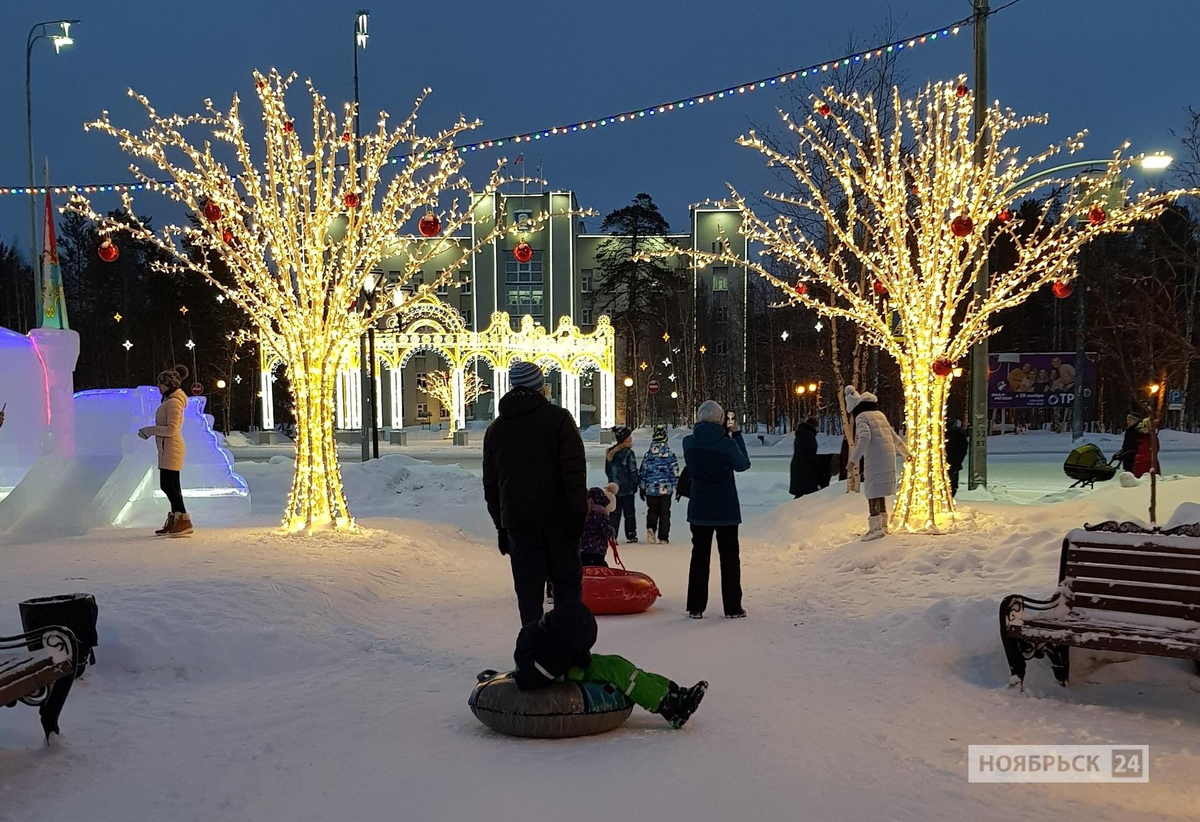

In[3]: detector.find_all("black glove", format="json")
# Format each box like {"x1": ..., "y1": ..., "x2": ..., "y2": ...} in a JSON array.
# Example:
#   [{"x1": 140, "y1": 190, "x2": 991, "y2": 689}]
[
  {"x1": 496, "y1": 528, "x2": 509, "y2": 556},
  {"x1": 639, "y1": 488, "x2": 646, "y2": 501}
]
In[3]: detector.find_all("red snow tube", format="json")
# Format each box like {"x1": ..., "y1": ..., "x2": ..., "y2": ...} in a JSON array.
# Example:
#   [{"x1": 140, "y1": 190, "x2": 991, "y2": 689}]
[{"x1": 583, "y1": 566, "x2": 661, "y2": 615}]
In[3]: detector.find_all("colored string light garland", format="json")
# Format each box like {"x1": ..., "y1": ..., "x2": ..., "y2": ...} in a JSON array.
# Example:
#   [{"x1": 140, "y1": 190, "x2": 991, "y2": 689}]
[{"x1": 1, "y1": 16, "x2": 973, "y2": 198}]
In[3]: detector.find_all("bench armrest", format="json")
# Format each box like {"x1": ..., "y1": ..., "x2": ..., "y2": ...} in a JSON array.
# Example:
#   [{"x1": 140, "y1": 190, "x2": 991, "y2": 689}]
[
  {"x1": 1000, "y1": 591, "x2": 1063, "y2": 631},
  {"x1": 0, "y1": 626, "x2": 78, "y2": 668}
]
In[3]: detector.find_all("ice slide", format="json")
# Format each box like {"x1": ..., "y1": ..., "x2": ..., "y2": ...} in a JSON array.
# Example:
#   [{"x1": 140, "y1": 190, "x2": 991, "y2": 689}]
[{"x1": 0, "y1": 387, "x2": 249, "y2": 539}]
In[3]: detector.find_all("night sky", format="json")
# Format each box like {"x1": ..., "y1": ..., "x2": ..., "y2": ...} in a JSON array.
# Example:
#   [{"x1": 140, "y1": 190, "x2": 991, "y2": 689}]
[{"x1": 2, "y1": 0, "x2": 1198, "y2": 254}]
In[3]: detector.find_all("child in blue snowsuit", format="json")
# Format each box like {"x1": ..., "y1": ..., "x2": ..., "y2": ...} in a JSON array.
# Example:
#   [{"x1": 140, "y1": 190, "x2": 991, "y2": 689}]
[
  {"x1": 639, "y1": 425, "x2": 679, "y2": 543},
  {"x1": 605, "y1": 426, "x2": 639, "y2": 543}
]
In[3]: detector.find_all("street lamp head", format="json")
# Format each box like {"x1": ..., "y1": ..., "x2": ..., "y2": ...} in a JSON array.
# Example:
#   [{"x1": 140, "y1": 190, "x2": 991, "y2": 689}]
[
  {"x1": 1149, "y1": 383, "x2": 1161, "y2": 394},
  {"x1": 623, "y1": 376, "x2": 634, "y2": 388},
  {"x1": 807, "y1": 382, "x2": 817, "y2": 392},
  {"x1": 1140, "y1": 152, "x2": 1173, "y2": 171},
  {"x1": 49, "y1": 20, "x2": 78, "y2": 52},
  {"x1": 356, "y1": 11, "x2": 369, "y2": 49},
  {"x1": 670, "y1": 390, "x2": 678, "y2": 399},
  {"x1": 796, "y1": 385, "x2": 805, "y2": 395}
]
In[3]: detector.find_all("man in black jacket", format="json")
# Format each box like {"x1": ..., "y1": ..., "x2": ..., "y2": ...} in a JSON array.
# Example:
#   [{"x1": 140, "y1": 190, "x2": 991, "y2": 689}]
[
  {"x1": 483, "y1": 361, "x2": 589, "y2": 625},
  {"x1": 789, "y1": 417, "x2": 821, "y2": 499},
  {"x1": 945, "y1": 420, "x2": 969, "y2": 497}
]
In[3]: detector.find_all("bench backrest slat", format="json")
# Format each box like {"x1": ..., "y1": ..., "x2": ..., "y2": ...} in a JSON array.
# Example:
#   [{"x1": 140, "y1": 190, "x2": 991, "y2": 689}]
[{"x1": 1065, "y1": 535, "x2": 1200, "y2": 621}]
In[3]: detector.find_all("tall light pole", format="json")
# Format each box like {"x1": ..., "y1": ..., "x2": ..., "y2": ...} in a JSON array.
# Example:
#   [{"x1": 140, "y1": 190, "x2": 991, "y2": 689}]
[
  {"x1": 354, "y1": 10, "x2": 379, "y2": 461},
  {"x1": 967, "y1": 0, "x2": 989, "y2": 490},
  {"x1": 25, "y1": 19, "x2": 78, "y2": 326}
]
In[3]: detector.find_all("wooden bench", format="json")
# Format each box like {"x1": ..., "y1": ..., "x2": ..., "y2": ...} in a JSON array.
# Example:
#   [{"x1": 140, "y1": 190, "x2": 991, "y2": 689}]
[
  {"x1": 1000, "y1": 521, "x2": 1200, "y2": 688},
  {"x1": 1, "y1": 626, "x2": 79, "y2": 740}
]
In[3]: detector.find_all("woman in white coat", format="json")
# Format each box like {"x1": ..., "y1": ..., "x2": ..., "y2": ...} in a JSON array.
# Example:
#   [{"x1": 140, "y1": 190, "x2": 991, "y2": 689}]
[
  {"x1": 138, "y1": 365, "x2": 193, "y2": 536},
  {"x1": 846, "y1": 386, "x2": 909, "y2": 540}
]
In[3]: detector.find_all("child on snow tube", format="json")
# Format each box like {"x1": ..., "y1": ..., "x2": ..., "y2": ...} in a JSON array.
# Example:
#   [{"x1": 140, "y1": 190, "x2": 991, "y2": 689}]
[
  {"x1": 580, "y1": 484, "x2": 618, "y2": 567},
  {"x1": 512, "y1": 600, "x2": 707, "y2": 729}
]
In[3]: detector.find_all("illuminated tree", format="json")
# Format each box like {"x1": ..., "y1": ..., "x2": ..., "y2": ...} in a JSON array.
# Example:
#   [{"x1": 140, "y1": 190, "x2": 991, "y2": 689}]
[
  {"x1": 67, "y1": 69, "x2": 532, "y2": 531},
  {"x1": 423, "y1": 369, "x2": 489, "y2": 433},
  {"x1": 669, "y1": 77, "x2": 1193, "y2": 531}
]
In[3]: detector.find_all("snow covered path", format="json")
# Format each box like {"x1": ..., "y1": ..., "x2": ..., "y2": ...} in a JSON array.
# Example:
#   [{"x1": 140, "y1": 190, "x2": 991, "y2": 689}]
[{"x1": 3, "y1": 466, "x2": 1200, "y2": 820}]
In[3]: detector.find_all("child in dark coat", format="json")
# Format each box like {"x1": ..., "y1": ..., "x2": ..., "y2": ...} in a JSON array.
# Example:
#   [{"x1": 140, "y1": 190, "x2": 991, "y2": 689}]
[
  {"x1": 580, "y1": 484, "x2": 618, "y2": 567},
  {"x1": 605, "y1": 426, "x2": 640, "y2": 543},
  {"x1": 512, "y1": 600, "x2": 708, "y2": 729}
]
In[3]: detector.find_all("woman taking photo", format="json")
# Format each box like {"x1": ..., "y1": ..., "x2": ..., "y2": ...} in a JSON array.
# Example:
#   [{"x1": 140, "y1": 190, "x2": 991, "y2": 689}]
[{"x1": 138, "y1": 366, "x2": 193, "y2": 536}]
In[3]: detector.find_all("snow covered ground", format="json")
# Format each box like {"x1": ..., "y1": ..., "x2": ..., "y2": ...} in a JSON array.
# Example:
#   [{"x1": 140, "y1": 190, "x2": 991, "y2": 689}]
[{"x1": 2, "y1": 445, "x2": 1200, "y2": 820}]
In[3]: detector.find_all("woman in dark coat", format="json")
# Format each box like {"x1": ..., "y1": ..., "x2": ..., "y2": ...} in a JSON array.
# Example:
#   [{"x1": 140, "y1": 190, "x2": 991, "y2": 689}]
[
  {"x1": 1118, "y1": 413, "x2": 1141, "y2": 473},
  {"x1": 789, "y1": 417, "x2": 820, "y2": 498}
]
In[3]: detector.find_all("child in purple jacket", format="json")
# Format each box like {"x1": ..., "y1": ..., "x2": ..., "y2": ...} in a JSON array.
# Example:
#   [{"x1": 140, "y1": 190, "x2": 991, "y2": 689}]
[{"x1": 579, "y1": 483, "x2": 618, "y2": 567}]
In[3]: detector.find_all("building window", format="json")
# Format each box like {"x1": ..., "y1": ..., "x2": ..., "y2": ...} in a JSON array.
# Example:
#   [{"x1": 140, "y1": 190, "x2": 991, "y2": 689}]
[
  {"x1": 712, "y1": 267, "x2": 729, "y2": 292},
  {"x1": 435, "y1": 270, "x2": 448, "y2": 296},
  {"x1": 462, "y1": 309, "x2": 473, "y2": 327},
  {"x1": 715, "y1": 340, "x2": 728, "y2": 356},
  {"x1": 506, "y1": 286, "x2": 544, "y2": 318},
  {"x1": 416, "y1": 402, "x2": 429, "y2": 419},
  {"x1": 416, "y1": 372, "x2": 428, "y2": 391},
  {"x1": 711, "y1": 241, "x2": 720, "y2": 252},
  {"x1": 439, "y1": 404, "x2": 449, "y2": 418},
  {"x1": 581, "y1": 307, "x2": 593, "y2": 325},
  {"x1": 513, "y1": 209, "x2": 534, "y2": 232},
  {"x1": 714, "y1": 300, "x2": 729, "y2": 324},
  {"x1": 581, "y1": 269, "x2": 593, "y2": 293},
  {"x1": 460, "y1": 270, "x2": 472, "y2": 295},
  {"x1": 505, "y1": 249, "x2": 543, "y2": 284}
]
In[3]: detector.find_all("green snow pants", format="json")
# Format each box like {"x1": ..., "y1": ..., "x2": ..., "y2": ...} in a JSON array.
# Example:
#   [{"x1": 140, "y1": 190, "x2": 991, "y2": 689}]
[{"x1": 566, "y1": 653, "x2": 671, "y2": 712}]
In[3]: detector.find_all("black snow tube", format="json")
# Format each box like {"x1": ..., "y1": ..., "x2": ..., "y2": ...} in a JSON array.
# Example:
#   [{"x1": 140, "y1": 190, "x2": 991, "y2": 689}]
[{"x1": 468, "y1": 670, "x2": 633, "y2": 738}]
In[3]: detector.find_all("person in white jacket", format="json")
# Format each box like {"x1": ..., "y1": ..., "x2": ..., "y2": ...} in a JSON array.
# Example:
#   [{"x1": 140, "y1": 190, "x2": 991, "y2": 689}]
[{"x1": 845, "y1": 386, "x2": 910, "y2": 541}]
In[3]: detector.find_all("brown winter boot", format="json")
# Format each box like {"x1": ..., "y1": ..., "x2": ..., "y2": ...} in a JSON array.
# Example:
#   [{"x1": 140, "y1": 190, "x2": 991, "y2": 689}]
[
  {"x1": 155, "y1": 512, "x2": 175, "y2": 536},
  {"x1": 168, "y1": 513, "x2": 194, "y2": 537}
]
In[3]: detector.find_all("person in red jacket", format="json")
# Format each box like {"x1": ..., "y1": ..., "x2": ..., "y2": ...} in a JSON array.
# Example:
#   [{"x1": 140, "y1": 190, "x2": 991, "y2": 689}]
[{"x1": 1132, "y1": 417, "x2": 1161, "y2": 478}]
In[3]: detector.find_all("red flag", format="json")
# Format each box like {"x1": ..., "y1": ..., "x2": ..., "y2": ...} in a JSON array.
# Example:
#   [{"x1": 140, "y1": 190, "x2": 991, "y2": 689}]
[{"x1": 513, "y1": 153, "x2": 524, "y2": 165}]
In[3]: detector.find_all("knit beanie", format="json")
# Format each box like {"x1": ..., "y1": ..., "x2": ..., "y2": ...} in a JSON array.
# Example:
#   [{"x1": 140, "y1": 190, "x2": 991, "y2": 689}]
[
  {"x1": 611, "y1": 425, "x2": 632, "y2": 445},
  {"x1": 157, "y1": 365, "x2": 188, "y2": 392},
  {"x1": 509, "y1": 361, "x2": 545, "y2": 391},
  {"x1": 652, "y1": 424, "x2": 668, "y2": 443}
]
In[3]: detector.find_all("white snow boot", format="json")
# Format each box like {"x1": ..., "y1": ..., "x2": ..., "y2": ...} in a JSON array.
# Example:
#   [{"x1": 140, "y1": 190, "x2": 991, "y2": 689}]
[
  {"x1": 647, "y1": 530, "x2": 658, "y2": 544},
  {"x1": 861, "y1": 515, "x2": 886, "y2": 541}
]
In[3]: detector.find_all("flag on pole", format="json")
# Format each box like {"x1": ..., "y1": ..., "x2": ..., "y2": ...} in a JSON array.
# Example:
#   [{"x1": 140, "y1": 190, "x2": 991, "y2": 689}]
[
  {"x1": 513, "y1": 153, "x2": 524, "y2": 166},
  {"x1": 39, "y1": 189, "x2": 69, "y2": 330}
]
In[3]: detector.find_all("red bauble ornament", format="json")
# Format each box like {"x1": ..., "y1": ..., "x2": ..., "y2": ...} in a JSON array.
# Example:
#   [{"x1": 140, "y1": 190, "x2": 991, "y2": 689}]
[
  {"x1": 912, "y1": 184, "x2": 920, "y2": 196},
  {"x1": 817, "y1": 103, "x2": 832, "y2": 117},
  {"x1": 998, "y1": 208, "x2": 1012, "y2": 223},
  {"x1": 873, "y1": 280, "x2": 887, "y2": 296},
  {"x1": 344, "y1": 192, "x2": 360, "y2": 209},
  {"x1": 283, "y1": 120, "x2": 295, "y2": 133},
  {"x1": 951, "y1": 215, "x2": 974, "y2": 237},
  {"x1": 1052, "y1": 280, "x2": 1073, "y2": 299},
  {"x1": 932, "y1": 357, "x2": 955, "y2": 377},
  {"x1": 203, "y1": 201, "x2": 222, "y2": 222},
  {"x1": 256, "y1": 80, "x2": 266, "y2": 90},
  {"x1": 1088, "y1": 206, "x2": 1107, "y2": 226},
  {"x1": 513, "y1": 241, "x2": 534, "y2": 264},
  {"x1": 98, "y1": 239, "x2": 119, "y2": 263},
  {"x1": 341, "y1": 132, "x2": 352, "y2": 143},
  {"x1": 955, "y1": 83, "x2": 969, "y2": 98},
  {"x1": 222, "y1": 228, "x2": 234, "y2": 244},
  {"x1": 418, "y1": 212, "x2": 441, "y2": 238},
  {"x1": 796, "y1": 282, "x2": 808, "y2": 296}
]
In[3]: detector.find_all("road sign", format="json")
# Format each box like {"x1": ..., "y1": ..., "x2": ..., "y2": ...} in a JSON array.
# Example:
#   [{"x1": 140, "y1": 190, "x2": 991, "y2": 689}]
[
  {"x1": 1168, "y1": 388, "x2": 1184, "y2": 411},
  {"x1": 648, "y1": 380, "x2": 661, "y2": 394}
]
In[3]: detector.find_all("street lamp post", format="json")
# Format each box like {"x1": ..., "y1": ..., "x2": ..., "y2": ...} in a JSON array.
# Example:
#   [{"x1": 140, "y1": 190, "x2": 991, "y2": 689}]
[
  {"x1": 25, "y1": 19, "x2": 78, "y2": 326},
  {"x1": 967, "y1": 0, "x2": 990, "y2": 490},
  {"x1": 353, "y1": 10, "x2": 379, "y2": 461},
  {"x1": 623, "y1": 376, "x2": 634, "y2": 426}
]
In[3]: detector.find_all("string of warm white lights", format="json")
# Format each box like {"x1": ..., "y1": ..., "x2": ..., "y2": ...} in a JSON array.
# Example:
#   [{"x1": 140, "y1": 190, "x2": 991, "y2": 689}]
[
  {"x1": 0, "y1": 16, "x2": 974, "y2": 198},
  {"x1": 65, "y1": 69, "x2": 574, "y2": 532},
  {"x1": 641, "y1": 76, "x2": 1196, "y2": 533},
  {"x1": 423, "y1": 370, "x2": 488, "y2": 435}
]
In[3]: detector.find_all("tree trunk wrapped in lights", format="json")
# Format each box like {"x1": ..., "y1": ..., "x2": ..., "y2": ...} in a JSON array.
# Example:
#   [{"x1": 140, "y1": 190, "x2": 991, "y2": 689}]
[
  {"x1": 66, "y1": 69, "x2": 554, "y2": 532},
  {"x1": 423, "y1": 370, "x2": 489, "y2": 434},
  {"x1": 655, "y1": 76, "x2": 1194, "y2": 531}
]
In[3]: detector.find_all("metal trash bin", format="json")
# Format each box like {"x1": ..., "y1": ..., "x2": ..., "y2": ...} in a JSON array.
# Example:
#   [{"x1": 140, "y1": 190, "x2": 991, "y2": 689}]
[{"x1": 20, "y1": 593, "x2": 98, "y2": 677}]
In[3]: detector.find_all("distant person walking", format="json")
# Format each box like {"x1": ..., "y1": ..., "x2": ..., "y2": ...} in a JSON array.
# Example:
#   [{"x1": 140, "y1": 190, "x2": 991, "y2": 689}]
[
  {"x1": 605, "y1": 426, "x2": 640, "y2": 543},
  {"x1": 682, "y1": 401, "x2": 750, "y2": 619},
  {"x1": 845, "y1": 386, "x2": 909, "y2": 541},
  {"x1": 788, "y1": 416, "x2": 820, "y2": 499},
  {"x1": 1118, "y1": 412, "x2": 1141, "y2": 473},
  {"x1": 945, "y1": 420, "x2": 968, "y2": 497},
  {"x1": 483, "y1": 361, "x2": 589, "y2": 625},
  {"x1": 639, "y1": 425, "x2": 680, "y2": 544},
  {"x1": 138, "y1": 366, "x2": 193, "y2": 536}
]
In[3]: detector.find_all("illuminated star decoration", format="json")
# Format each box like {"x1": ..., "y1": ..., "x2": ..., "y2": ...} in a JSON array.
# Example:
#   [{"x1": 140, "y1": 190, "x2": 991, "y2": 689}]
[
  {"x1": 65, "y1": 69, "x2": 572, "y2": 533},
  {"x1": 113, "y1": 312, "x2": 122, "y2": 323},
  {"x1": 780, "y1": 330, "x2": 790, "y2": 341},
  {"x1": 815, "y1": 321, "x2": 823, "y2": 332},
  {"x1": 699, "y1": 345, "x2": 707, "y2": 355},
  {"x1": 640, "y1": 361, "x2": 648, "y2": 371},
  {"x1": 234, "y1": 375, "x2": 242, "y2": 384},
  {"x1": 185, "y1": 339, "x2": 195, "y2": 350},
  {"x1": 179, "y1": 305, "x2": 188, "y2": 315},
  {"x1": 668, "y1": 373, "x2": 676, "y2": 382},
  {"x1": 122, "y1": 339, "x2": 132, "y2": 351},
  {"x1": 662, "y1": 331, "x2": 670, "y2": 342},
  {"x1": 662, "y1": 357, "x2": 671, "y2": 366},
  {"x1": 645, "y1": 76, "x2": 1195, "y2": 532}
]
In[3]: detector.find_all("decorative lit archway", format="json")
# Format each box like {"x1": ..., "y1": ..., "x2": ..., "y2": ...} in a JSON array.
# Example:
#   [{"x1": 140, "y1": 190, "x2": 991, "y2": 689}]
[{"x1": 259, "y1": 294, "x2": 615, "y2": 432}]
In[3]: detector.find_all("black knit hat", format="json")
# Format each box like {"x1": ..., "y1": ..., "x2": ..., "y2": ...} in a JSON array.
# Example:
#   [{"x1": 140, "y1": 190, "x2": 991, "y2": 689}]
[{"x1": 157, "y1": 365, "x2": 188, "y2": 391}]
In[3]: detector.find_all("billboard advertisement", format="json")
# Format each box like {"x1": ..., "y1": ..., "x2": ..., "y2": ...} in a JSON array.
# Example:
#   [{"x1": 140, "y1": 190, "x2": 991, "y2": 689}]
[{"x1": 988, "y1": 352, "x2": 1096, "y2": 409}]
